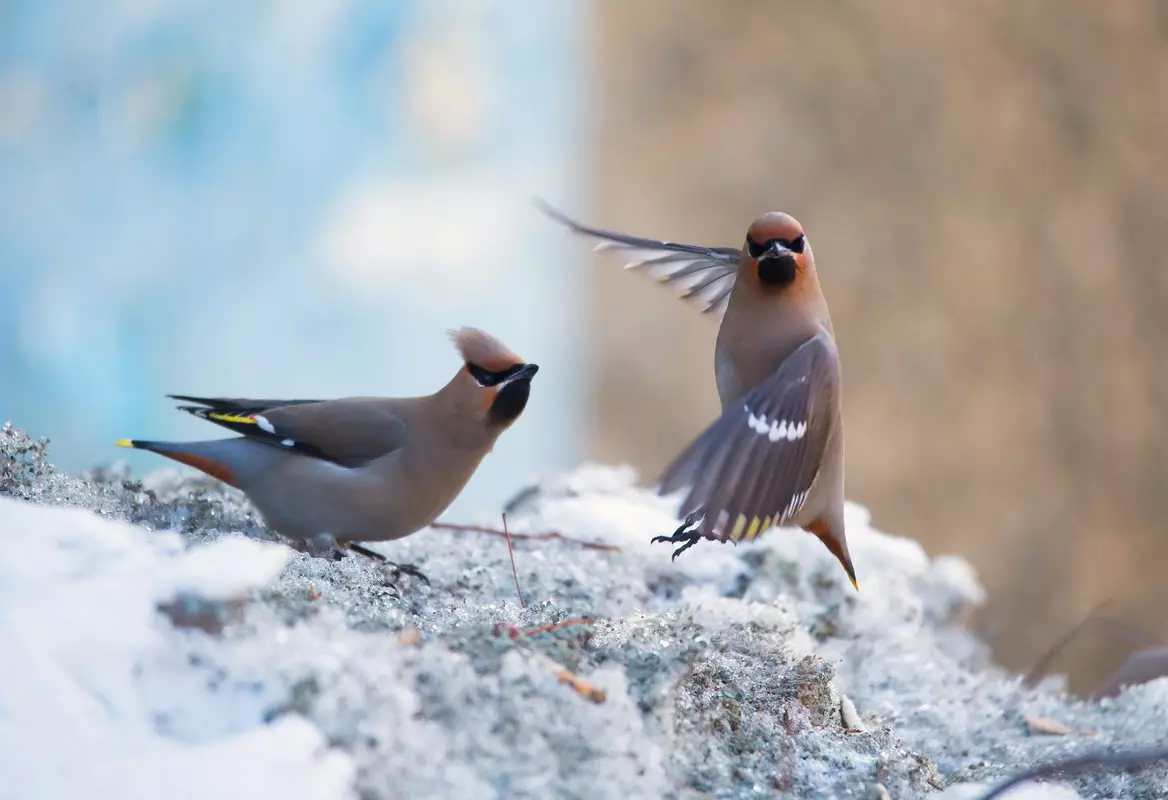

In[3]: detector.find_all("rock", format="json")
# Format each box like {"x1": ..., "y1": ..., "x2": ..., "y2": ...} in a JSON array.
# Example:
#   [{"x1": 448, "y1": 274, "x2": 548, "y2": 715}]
[{"x1": 2, "y1": 424, "x2": 1166, "y2": 799}]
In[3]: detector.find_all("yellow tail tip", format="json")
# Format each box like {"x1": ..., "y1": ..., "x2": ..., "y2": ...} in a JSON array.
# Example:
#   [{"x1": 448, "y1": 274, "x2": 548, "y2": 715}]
[
  {"x1": 849, "y1": 576, "x2": 860, "y2": 592},
  {"x1": 114, "y1": 439, "x2": 134, "y2": 448}
]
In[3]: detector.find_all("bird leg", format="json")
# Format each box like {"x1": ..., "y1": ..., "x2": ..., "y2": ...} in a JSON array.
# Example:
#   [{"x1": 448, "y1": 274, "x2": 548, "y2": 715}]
[
  {"x1": 297, "y1": 535, "x2": 430, "y2": 587},
  {"x1": 346, "y1": 541, "x2": 386, "y2": 561},
  {"x1": 346, "y1": 542, "x2": 431, "y2": 587},
  {"x1": 305, "y1": 532, "x2": 345, "y2": 561},
  {"x1": 650, "y1": 511, "x2": 705, "y2": 561}
]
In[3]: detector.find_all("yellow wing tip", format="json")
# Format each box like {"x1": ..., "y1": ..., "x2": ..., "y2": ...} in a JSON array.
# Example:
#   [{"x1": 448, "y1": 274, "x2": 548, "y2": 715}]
[
  {"x1": 208, "y1": 412, "x2": 255, "y2": 425},
  {"x1": 849, "y1": 576, "x2": 860, "y2": 592},
  {"x1": 114, "y1": 439, "x2": 134, "y2": 448}
]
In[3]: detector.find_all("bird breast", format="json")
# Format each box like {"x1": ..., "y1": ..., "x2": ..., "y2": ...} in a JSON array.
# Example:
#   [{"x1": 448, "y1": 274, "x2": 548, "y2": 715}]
[{"x1": 713, "y1": 347, "x2": 744, "y2": 410}]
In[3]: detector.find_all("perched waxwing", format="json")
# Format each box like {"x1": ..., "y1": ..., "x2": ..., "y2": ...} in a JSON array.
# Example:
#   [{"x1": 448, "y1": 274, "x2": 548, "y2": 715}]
[
  {"x1": 540, "y1": 201, "x2": 857, "y2": 590},
  {"x1": 117, "y1": 328, "x2": 539, "y2": 578}
]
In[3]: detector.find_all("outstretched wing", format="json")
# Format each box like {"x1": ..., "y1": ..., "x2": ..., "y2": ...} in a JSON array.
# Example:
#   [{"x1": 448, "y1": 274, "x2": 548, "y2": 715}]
[
  {"x1": 171, "y1": 394, "x2": 408, "y2": 468},
  {"x1": 657, "y1": 332, "x2": 840, "y2": 542},
  {"x1": 537, "y1": 199, "x2": 741, "y2": 316}
]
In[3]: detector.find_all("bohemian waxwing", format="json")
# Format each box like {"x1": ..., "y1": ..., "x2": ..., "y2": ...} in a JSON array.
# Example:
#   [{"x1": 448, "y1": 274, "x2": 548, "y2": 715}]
[
  {"x1": 117, "y1": 327, "x2": 539, "y2": 579},
  {"x1": 541, "y1": 202, "x2": 856, "y2": 589}
]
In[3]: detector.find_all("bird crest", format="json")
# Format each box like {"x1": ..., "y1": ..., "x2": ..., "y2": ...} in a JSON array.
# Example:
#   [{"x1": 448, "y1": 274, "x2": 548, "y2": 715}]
[{"x1": 450, "y1": 327, "x2": 523, "y2": 371}]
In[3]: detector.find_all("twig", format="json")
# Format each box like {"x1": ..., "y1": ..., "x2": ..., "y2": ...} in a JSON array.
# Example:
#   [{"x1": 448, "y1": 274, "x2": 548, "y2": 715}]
[
  {"x1": 540, "y1": 655, "x2": 607, "y2": 704},
  {"x1": 430, "y1": 521, "x2": 620, "y2": 552},
  {"x1": 522, "y1": 618, "x2": 597, "y2": 637},
  {"x1": 1023, "y1": 599, "x2": 1162, "y2": 688},
  {"x1": 1024, "y1": 600, "x2": 1113, "y2": 688},
  {"x1": 1091, "y1": 645, "x2": 1168, "y2": 701},
  {"x1": 493, "y1": 618, "x2": 599, "y2": 640},
  {"x1": 976, "y1": 747, "x2": 1168, "y2": 800},
  {"x1": 502, "y1": 513, "x2": 525, "y2": 609}
]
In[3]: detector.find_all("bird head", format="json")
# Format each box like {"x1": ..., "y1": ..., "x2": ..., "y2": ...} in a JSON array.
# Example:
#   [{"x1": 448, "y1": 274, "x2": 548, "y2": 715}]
[
  {"x1": 449, "y1": 327, "x2": 539, "y2": 428},
  {"x1": 741, "y1": 212, "x2": 813, "y2": 291}
]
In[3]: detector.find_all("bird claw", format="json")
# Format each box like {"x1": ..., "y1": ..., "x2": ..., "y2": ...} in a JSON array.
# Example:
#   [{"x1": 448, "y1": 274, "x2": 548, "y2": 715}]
[
  {"x1": 388, "y1": 561, "x2": 431, "y2": 587},
  {"x1": 650, "y1": 512, "x2": 705, "y2": 561},
  {"x1": 375, "y1": 563, "x2": 429, "y2": 598},
  {"x1": 344, "y1": 543, "x2": 431, "y2": 587}
]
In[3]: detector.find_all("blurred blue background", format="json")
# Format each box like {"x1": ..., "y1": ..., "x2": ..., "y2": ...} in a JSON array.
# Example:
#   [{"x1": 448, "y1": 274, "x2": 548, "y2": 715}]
[
  {"x1": 3, "y1": 0, "x2": 1167, "y2": 693},
  {"x1": 0, "y1": 0, "x2": 587, "y2": 517}
]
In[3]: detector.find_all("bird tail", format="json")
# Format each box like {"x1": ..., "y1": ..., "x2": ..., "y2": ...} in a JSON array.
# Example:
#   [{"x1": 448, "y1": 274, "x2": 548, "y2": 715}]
[{"x1": 115, "y1": 438, "x2": 242, "y2": 488}]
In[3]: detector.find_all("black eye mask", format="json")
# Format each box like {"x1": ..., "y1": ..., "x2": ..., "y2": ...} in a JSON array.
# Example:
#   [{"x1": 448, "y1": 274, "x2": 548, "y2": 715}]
[
  {"x1": 746, "y1": 233, "x2": 805, "y2": 258},
  {"x1": 468, "y1": 363, "x2": 526, "y2": 387}
]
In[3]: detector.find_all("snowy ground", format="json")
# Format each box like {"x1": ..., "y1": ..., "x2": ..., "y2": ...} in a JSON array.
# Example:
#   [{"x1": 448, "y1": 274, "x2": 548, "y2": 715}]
[{"x1": 1, "y1": 422, "x2": 1165, "y2": 800}]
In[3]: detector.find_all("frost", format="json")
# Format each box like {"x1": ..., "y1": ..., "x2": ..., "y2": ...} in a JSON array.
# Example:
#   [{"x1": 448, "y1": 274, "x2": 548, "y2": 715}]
[{"x1": 1, "y1": 423, "x2": 1166, "y2": 799}]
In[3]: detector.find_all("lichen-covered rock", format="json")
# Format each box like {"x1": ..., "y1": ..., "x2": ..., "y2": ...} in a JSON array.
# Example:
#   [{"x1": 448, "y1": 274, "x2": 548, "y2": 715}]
[{"x1": 2, "y1": 424, "x2": 1166, "y2": 799}]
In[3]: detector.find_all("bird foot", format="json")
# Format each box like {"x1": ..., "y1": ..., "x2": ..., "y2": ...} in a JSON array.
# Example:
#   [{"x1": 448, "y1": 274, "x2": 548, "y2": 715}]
[
  {"x1": 374, "y1": 563, "x2": 431, "y2": 599},
  {"x1": 346, "y1": 543, "x2": 431, "y2": 587},
  {"x1": 305, "y1": 532, "x2": 345, "y2": 560},
  {"x1": 387, "y1": 561, "x2": 431, "y2": 587},
  {"x1": 650, "y1": 511, "x2": 705, "y2": 561}
]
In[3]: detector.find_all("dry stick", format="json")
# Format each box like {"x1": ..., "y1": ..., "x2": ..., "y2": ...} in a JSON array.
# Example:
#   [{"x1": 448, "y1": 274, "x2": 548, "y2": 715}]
[
  {"x1": 976, "y1": 747, "x2": 1168, "y2": 800},
  {"x1": 430, "y1": 521, "x2": 620, "y2": 552},
  {"x1": 1024, "y1": 600, "x2": 1115, "y2": 688},
  {"x1": 488, "y1": 514, "x2": 602, "y2": 702},
  {"x1": 492, "y1": 618, "x2": 597, "y2": 640},
  {"x1": 541, "y1": 655, "x2": 607, "y2": 704},
  {"x1": 522, "y1": 618, "x2": 597, "y2": 637},
  {"x1": 1023, "y1": 599, "x2": 1163, "y2": 689},
  {"x1": 1091, "y1": 644, "x2": 1168, "y2": 701},
  {"x1": 502, "y1": 513, "x2": 525, "y2": 609}
]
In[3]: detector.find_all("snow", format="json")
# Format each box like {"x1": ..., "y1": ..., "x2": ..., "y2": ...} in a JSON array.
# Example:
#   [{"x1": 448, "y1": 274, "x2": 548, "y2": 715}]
[
  {"x1": 0, "y1": 495, "x2": 354, "y2": 800},
  {"x1": 936, "y1": 782, "x2": 1083, "y2": 800},
  {"x1": 1, "y1": 423, "x2": 1166, "y2": 799}
]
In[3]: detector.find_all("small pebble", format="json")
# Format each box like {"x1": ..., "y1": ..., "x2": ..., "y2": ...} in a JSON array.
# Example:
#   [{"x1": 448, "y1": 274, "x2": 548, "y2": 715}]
[
  {"x1": 1022, "y1": 714, "x2": 1072, "y2": 736},
  {"x1": 841, "y1": 694, "x2": 866, "y2": 733}
]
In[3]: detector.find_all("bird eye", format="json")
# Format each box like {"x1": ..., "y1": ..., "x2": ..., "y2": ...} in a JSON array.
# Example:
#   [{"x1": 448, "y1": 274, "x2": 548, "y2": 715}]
[
  {"x1": 468, "y1": 364, "x2": 497, "y2": 386},
  {"x1": 746, "y1": 235, "x2": 767, "y2": 259},
  {"x1": 468, "y1": 363, "x2": 524, "y2": 387},
  {"x1": 788, "y1": 234, "x2": 805, "y2": 254}
]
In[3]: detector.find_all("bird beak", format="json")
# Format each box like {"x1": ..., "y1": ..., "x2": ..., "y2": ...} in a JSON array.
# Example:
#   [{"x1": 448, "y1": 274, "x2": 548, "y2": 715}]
[
  {"x1": 760, "y1": 241, "x2": 792, "y2": 261},
  {"x1": 500, "y1": 363, "x2": 539, "y2": 387}
]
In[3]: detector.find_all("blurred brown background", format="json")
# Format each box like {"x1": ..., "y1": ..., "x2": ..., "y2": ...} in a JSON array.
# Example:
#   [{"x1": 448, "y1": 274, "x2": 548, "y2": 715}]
[{"x1": 585, "y1": 0, "x2": 1168, "y2": 694}]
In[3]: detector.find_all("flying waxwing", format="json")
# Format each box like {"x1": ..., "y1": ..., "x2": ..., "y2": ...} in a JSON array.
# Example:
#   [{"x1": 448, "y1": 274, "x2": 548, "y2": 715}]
[
  {"x1": 116, "y1": 328, "x2": 539, "y2": 578},
  {"x1": 540, "y1": 201, "x2": 857, "y2": 590}
]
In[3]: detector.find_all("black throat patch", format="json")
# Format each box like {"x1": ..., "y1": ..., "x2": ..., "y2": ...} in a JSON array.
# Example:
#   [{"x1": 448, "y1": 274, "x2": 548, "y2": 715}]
[
  {"x1": 757, "y1": 254, "x2": 797, "y2": 287},
  {"x1": 488, "y1": 379, "x2": 532, "y2": 426}
]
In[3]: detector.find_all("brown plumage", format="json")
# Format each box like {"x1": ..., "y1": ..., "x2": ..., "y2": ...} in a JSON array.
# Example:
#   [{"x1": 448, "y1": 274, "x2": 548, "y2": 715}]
[
  {"x1": 541, "y1": 201, "x2": 857, "y2": 590},
  {"x1": 115, "y1": 327, "x2": 539, "y2": 570}
]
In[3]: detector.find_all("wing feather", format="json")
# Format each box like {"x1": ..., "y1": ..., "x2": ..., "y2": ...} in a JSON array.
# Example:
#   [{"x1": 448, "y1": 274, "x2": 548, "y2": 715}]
[
  {"x1": 658, "y1": 332, "x2": 840, "y2": 542},
  {"x1": 537, "y1": 200, "x2": 741, "y2": 315},
  {"x1": 170, "y1": 395, "x2": 408, "y2": 468}
]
